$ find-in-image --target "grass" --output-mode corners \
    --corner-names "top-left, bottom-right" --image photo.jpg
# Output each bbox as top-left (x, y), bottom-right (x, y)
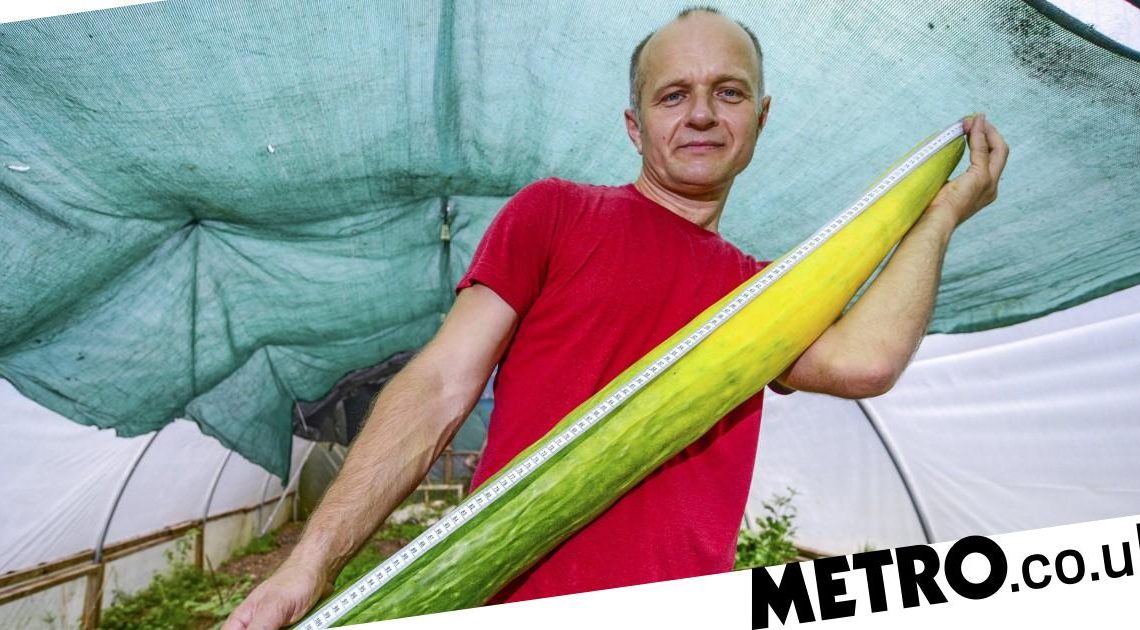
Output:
top-left (98, 530), bottom-right (252, 630)
top-left (234, 529), bottom-right (281, 557)
top-left (99, 563), bottom-right (252, 630)
top-left (97, 499), bottom-right (457, 630)
top-left (98, 488), bottom-right (800, 628)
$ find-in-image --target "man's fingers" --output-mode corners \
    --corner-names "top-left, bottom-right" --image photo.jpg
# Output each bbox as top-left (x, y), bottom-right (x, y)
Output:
top-left (967, 112), bottom-right (991, 173)
top-left (986, 122), bottom-right (1009, 181)
top-left (223, 563), bottom-right (322, 630)
top-left (223, 593), bottom-right (286, 630)
top-left (221, 601), bottom-right (253, 630)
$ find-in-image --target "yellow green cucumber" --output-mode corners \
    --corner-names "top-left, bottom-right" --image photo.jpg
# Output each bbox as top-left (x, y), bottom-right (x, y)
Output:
top-left (329, 121), bottom-right (966, 626)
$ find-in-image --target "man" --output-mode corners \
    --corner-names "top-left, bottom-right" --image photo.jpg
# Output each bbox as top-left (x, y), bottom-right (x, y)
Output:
top-left (225, 7), bottom-right (1007, 628)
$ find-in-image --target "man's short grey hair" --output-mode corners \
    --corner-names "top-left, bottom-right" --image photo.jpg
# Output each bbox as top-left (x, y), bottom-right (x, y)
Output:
top-left (628, 6), bottom-right (765, 123)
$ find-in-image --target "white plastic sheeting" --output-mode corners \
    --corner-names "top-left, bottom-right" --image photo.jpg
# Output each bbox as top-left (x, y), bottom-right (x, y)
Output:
top-left (1051, 0), bottom-right (1140, 49)
top-left (5, 287), bottom-right (1139, 576)
top-left (0, 382), bottom-right (143, 571)
top-left (750, 283), bottom-right (1140, 554)
top-left (0, 377), bottom-right (311, 574)
top-left (4, 285), bottom-right (1138, 573)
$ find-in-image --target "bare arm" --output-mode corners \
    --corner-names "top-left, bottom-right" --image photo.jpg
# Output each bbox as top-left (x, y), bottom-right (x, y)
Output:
top-left (775, 114), bottom-right (1009, 398)
top-left (223, 284), bottom-right (518, 629)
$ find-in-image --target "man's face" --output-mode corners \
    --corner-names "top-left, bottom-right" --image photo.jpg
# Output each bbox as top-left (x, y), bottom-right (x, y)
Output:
top-left (626, 13), bottom-right (770, 198)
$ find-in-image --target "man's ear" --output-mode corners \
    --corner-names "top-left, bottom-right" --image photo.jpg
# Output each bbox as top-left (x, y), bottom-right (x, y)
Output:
top-left (624, 108), bottom-right (643, 155)
top-left (757, 95), bottom-right (772, 136)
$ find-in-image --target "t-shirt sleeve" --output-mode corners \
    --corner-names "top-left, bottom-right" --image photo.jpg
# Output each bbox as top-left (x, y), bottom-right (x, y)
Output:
top-left (455, 178), bottom-right (561, 318)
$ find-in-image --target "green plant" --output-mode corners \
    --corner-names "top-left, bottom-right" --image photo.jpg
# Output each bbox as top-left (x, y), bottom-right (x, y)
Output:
top-left (98, 563), bottom-right (251, 629)
top-left (233, 529), bottom-right (280, 559)
top-left (163, 528), bottom-right (197, 566)
top-left (376, 521), bottom-right (429, 543)
top-left (99, 529), bottom-right (253, 629)
top-left (735, 488), bottom-right (800, 570)
top-left (97, 495), bottom-right (458, 628)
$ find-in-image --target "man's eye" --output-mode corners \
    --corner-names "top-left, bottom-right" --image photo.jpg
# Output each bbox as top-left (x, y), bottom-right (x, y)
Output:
top-left (719, 88), bottom-right (743, 100)
top-left (663, 92), bottom-right (684, 103)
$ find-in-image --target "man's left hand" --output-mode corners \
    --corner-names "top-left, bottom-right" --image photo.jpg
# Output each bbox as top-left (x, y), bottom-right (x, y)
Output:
top-left (927, 112), bottom-right (1009, 227)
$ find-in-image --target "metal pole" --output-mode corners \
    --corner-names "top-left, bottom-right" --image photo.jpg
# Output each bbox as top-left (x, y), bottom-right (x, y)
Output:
top-left (198, 446), bottom-right (233, 565)
top-left (255, 470), bottom-right (274, 535)
top-left (319, 443), bottom-right (342, 472)
top-left (855, 399), bottom-right (936, 544)
top-left (94, 429), bottom-right (161, 563)
top-left (330, 443), bottom-right (347, 464)
top-left (260, 442), bottom-right (316, 536)
top-left (200, 450), bottom-right (234, 526)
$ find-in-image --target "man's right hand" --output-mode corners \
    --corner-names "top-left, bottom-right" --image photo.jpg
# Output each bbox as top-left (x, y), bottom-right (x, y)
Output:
top-left (222, 559), bottom-right (329, 630)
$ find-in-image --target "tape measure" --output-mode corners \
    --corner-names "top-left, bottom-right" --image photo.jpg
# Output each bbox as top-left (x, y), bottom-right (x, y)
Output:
top-left (297, 120), bottom-right (966, 629)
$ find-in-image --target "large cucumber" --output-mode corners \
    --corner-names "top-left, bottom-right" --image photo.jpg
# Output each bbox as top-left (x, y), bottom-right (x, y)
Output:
top-left (330, 122), bottom-right (966, 626)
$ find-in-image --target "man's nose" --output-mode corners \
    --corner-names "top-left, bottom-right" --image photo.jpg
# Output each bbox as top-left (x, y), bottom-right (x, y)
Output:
top-left (685, 94), bottom-right (717, 130)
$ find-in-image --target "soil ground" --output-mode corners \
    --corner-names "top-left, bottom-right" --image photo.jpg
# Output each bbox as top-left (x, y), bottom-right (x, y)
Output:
top-left (218, 518), bottom-right (420, 586)
top-left (216, 522), bottom-right (303, 582)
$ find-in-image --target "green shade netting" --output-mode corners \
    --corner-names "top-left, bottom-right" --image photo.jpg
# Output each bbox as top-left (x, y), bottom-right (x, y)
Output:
top-left (1, 0), bottom-right (1137, 478)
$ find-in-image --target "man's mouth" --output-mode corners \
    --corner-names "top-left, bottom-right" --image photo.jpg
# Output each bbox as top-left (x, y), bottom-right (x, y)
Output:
top-left (678, 141), bottom-right (724, 151)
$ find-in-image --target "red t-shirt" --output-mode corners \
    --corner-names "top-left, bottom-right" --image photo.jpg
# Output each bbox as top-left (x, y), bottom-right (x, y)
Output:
top-left (455, 178), bottom-right (768, 603)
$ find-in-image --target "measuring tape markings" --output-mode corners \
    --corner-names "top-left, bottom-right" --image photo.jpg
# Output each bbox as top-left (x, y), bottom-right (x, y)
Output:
top-left (298, 121), bottom-right (965, 629)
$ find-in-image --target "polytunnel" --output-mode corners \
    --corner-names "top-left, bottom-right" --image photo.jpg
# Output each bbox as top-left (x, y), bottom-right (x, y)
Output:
top-left (0, 371), bottom-right (488, 628)
top-left (750, 282), bottom-right (1140, 554)
top-left (1, 0), bottom-right (1139, 627)
top-left (0, 384), bottom-right (312, 627)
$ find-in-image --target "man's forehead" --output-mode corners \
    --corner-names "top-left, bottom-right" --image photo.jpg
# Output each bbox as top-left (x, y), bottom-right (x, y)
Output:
top-left (639, 13), bottom-right (760, 87)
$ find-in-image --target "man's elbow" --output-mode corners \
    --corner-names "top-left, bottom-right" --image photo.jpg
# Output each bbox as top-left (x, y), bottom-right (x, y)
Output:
top-left (830, 359), bottom-right (900, 399)
top-left (785, 357), bottom-right (900, 399)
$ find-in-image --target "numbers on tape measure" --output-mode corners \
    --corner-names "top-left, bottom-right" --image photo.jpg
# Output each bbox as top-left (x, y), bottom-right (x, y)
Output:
top-left (296, 120), bottom-right (964, 630)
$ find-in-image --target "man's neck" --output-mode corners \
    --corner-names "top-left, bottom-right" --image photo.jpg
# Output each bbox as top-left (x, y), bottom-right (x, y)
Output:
top-left (633, 173), bottom-right (729, 233)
